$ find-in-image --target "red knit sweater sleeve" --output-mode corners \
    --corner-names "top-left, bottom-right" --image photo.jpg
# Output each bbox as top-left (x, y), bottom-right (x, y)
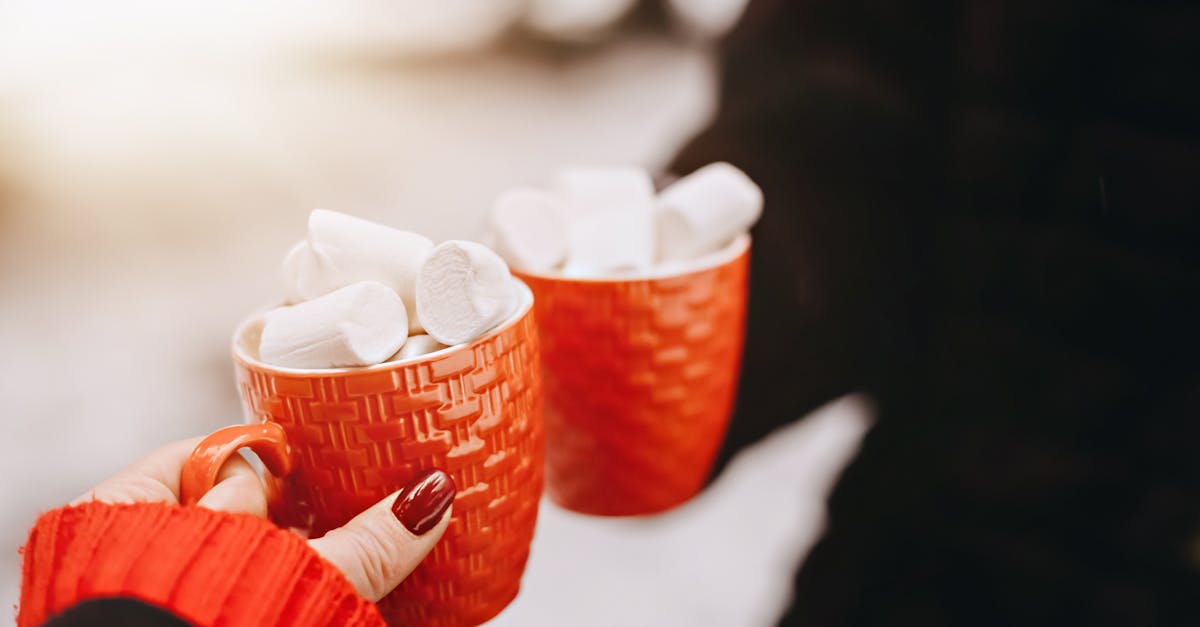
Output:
top-left (18, 502), bottom-right (385, 627)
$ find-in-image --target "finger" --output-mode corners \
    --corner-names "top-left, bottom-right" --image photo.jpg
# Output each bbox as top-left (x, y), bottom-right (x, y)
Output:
top-left (309, 469), bottom-right (455, 601)
top-left (72, 437), bottom-right (205, 506)
top-left (195, 453), bottom-right (268, 518)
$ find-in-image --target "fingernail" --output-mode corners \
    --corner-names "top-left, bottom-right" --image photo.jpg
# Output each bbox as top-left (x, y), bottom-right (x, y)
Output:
top-left (392, 468), bottom-right (456, 535)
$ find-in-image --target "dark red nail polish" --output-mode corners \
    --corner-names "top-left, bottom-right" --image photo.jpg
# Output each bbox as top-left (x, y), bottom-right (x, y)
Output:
top-left (392, 468), bottom-right (456, 535)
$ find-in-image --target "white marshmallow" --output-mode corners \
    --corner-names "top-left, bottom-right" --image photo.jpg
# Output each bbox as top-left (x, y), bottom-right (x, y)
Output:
top-left (656, 162), bottom-right (763, 262)
top-left (388, 334), bottom-right (449, 361)
top-left (488, 187), bottom-right (568, 272)
top-left (416, 240), bottom-right (520, 345)
top-left (563, 209), bottom-right (655, 276)
top-left (553, 166), bottom-right (655, 217)
top-left (281, 239), bottom-right (327, 305)
top-left (259, 281), bottom-right (409, 369)
top-left (553, 166), bottom-right (656, 274)
top-left (282, 209), bottom-right (433, 333)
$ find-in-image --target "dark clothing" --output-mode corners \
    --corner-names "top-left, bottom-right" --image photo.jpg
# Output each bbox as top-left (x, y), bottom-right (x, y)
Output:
top-left (44, 599), bottom-right (192, 627)
top-left (676, 0), bottom-right (1200, 624)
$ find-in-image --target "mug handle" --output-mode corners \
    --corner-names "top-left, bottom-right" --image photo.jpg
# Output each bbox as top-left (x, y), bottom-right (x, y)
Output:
top-left (180, 423), bottom-right (293, 506)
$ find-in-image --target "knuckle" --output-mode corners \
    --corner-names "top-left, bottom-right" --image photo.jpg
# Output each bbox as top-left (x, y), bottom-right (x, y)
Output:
top-left (96, 477), bottom-right (175, 504)
top-left (326, 522), bottom-right (404, 599)
top-left (202, 477), bottom-right (267, 516)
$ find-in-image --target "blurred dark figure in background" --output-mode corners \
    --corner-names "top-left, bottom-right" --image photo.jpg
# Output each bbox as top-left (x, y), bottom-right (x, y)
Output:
top-left (675, 0), bottom-right (1200, 624)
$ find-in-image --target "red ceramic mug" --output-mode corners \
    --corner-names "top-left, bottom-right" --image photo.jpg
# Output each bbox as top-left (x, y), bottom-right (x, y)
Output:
top-left (181, 283), bottom-right (543, 627)
top-left (513, 235), bottom-right (749, 516)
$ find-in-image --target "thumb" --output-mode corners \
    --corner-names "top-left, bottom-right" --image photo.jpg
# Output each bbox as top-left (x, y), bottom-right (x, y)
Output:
top-left (309, 469), bottom-right (456, 601)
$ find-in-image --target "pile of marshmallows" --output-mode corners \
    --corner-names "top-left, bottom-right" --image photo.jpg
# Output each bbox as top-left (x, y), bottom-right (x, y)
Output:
top-left (259, 210), bottom-right (521, 369)
top-left (257, 162), bottom-right (761, 370)
top-left (486, 162), bottom-right (762, 276)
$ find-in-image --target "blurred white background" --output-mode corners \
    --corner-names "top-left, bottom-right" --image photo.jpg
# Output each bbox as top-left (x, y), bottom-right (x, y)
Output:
top-left (0, 1), bottom-right (868, 624)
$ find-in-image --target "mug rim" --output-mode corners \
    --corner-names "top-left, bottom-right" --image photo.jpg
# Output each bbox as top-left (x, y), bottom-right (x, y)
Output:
top-left (513, 234), bottom-right (750, 284)
top-left (232, 279), bottom-right (534, 377)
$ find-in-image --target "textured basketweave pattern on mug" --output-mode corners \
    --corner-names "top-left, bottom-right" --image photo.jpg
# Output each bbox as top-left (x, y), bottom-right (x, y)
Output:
top-left (518, 247), bottom-right (749, 516)
top-left (235, 310), bottom-right (543, 627)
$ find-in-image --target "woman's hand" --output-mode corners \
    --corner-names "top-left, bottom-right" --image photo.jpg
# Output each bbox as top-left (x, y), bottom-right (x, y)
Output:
top-left (71, 436), bottom-right (455, 602)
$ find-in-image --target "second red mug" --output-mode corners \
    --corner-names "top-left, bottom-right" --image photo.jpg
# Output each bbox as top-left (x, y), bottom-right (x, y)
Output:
top-left (515, 235), bottom-right (750, 516)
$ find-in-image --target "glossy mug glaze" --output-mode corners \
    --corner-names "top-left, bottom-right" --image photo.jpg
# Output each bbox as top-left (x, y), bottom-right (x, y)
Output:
top-left (514, 236), bottom-right (749, 516)
top-left (181, 283), bottom-right (544, 627)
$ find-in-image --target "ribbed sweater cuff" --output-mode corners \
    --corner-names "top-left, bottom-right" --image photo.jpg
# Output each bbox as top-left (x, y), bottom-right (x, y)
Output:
top-left (18, 502), bottom-right (384, 627)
